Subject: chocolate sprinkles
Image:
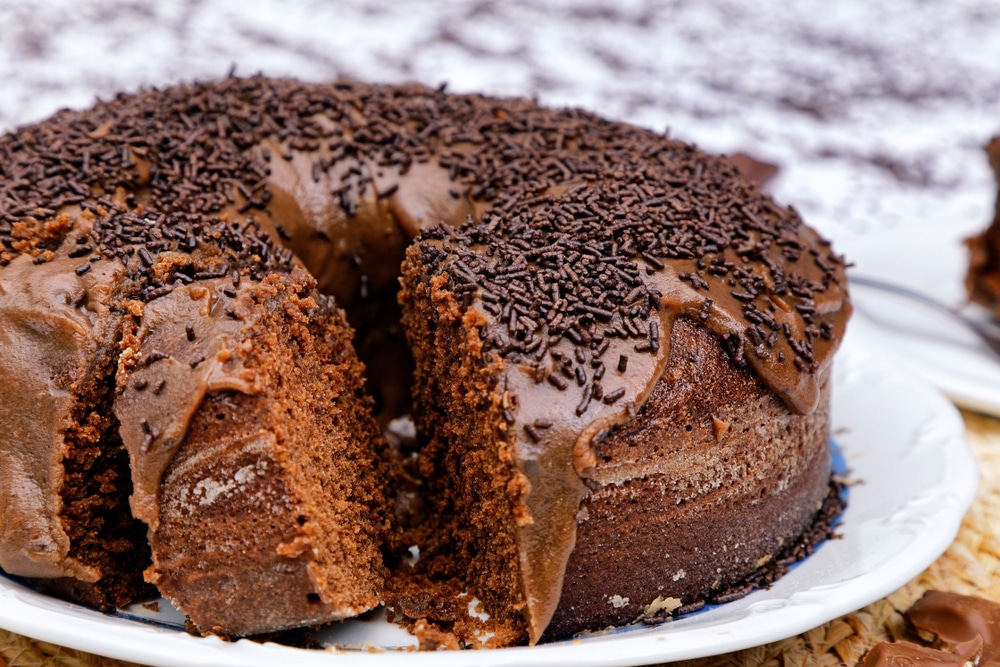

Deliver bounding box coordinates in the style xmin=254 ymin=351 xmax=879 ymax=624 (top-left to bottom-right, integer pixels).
xmin=416 ymin=113 xmax=841 ymax=416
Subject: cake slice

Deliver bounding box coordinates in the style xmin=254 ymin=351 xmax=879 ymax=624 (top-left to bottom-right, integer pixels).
xmin=0 ymin=213 xmax=154 ymax=609
xmin=116 ymin=268 xmax=389 ymax=636
xmin=0 ymin=203 xmax=392 ymax=636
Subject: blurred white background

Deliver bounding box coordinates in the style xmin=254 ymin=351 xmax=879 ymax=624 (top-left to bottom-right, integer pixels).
xmin=1 ymin=0 xmax=999 ymax=242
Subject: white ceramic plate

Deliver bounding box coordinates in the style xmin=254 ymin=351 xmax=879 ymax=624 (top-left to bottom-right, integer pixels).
xmin=0 ymin=329 xmax=977 ymax=667
xmin=844 ymin=222 xmax=1000 ymax=417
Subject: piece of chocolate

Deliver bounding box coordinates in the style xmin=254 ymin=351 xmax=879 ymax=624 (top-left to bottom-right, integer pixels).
xmin=858 ymin=591 xmax=1000 ymax=667
xmin=908 ymin=591 xmax=1000 ymax=667
xmin=859 ymin=640 xmax=967 ymax=667
xmin=729 ymin=152 xmax=780 ymax=187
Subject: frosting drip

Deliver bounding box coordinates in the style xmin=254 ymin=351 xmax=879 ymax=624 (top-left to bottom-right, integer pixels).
xmin=0 ymin=247 xmax=124 ymax=581
xmin=114 ymin=278 xmax=261 ymax=531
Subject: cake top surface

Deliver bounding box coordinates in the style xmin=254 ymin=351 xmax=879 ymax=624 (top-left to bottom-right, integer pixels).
xmin=1 ymin=77 xmax=849 ymax=392
xmin=0 ymin=76 xmax=849 ymax=440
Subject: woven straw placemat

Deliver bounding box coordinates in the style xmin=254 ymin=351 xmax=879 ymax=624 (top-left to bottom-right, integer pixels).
xmin=3 ymin=408 xmax=997 ymax=667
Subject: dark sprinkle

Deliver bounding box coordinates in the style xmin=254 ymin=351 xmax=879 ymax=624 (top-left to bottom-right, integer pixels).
xmin=185 ymin=325 xmax=196 ymax=341
xmin=617 ymin=355 xmax=629 ymax=373
xmin=708 ymin=585 xmax=753 ymax=605
xmin=274 ymin=222 xmax=292 ymax=241
xmin=547 ymin=373 xmax=569 ymax=391
xmin=144 ymin=285 xmax=173 ymax=302
xmin=590 ymin=382 xmax=603 ymax=401
xmin=143 ymin=350 xmax=169 ymax=366
xmin=603 ymin=387 xmax=625 ymax=404
xmin=74 ymin=262 xmax=91 ymax=276
xmin=68 ymin=244 xmax=92 ymax=258
xmin=676 ymin=601 xmax=706 ymax=615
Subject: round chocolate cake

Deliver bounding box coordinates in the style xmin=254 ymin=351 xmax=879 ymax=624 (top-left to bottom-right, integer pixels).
xmin=0 ymin=76 xmax=851 ymax=646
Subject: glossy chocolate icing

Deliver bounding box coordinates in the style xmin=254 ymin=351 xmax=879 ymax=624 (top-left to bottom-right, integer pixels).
xmin=0 ymin=244 xmax=123 ymax=581
xmin=114 ymin=277 xmax=262 ymax=531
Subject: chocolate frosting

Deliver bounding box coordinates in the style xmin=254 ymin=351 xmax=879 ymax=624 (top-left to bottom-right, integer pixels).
xmin=0 ymin=227 xmax=124 ymax=581
xmin=114 ymin=278 xmax=262 ymax=531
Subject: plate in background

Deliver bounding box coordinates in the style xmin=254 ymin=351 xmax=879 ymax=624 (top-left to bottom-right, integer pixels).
xmin=845 ymin=221 xmax=1000 ymax=416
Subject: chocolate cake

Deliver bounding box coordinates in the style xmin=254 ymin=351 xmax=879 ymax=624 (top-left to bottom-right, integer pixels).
xmin=0 ymin=76 xmax=851 ymax=645
xmin=966 ymin=136 xmax=1000 ymax=315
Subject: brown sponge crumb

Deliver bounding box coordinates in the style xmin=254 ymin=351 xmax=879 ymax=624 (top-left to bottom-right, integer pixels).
xmin=146 ymin=272 xmax=390 ymax=636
